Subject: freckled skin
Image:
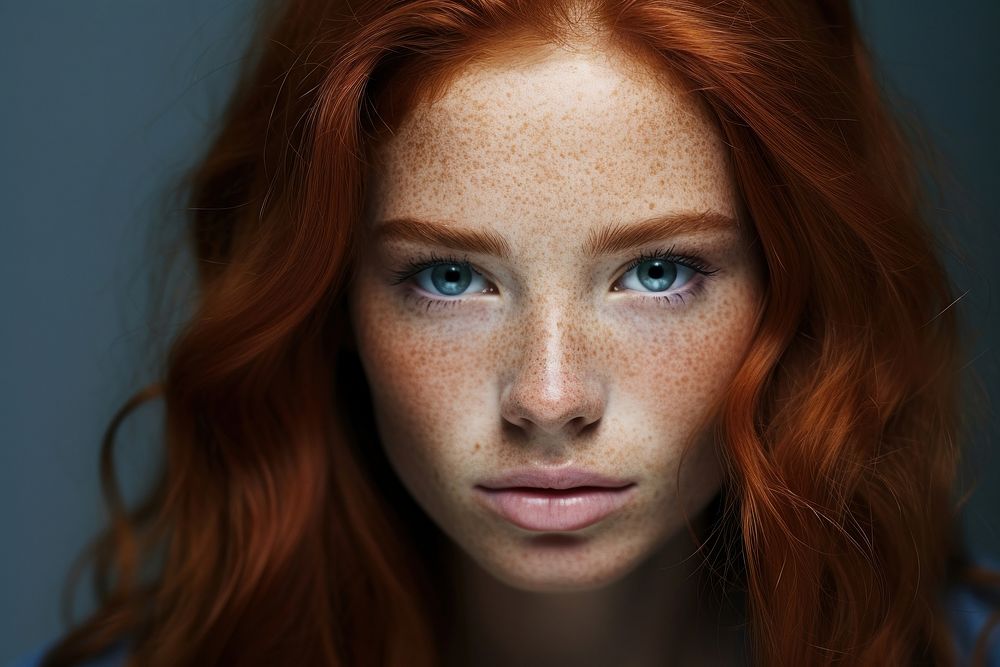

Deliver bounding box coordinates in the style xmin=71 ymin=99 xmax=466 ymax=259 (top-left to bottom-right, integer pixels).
xmin=347 ymin=39 xmax=764 ymax=595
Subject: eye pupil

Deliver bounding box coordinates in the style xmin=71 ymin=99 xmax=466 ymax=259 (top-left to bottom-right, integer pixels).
xmin=432 ymin=263 xmax=471 ymax=295
xmin=638 ymin=260 xmax=675 ymax=292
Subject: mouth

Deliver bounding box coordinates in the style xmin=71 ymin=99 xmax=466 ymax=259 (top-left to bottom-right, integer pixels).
xmin=473 ymin=484 xmax=637 ymax=532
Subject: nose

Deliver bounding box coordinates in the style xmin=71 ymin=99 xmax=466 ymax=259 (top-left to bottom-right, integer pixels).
xmin=499 ymin=302 xmax=605 ymax=439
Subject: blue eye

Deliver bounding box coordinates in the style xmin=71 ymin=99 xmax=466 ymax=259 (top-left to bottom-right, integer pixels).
xmin=618 ymin=257 xmax=699 ymax=294
xmin=390 ymin=246 xmax=719 ymax=311
xmin=416 ymin=262 xmax=485 ymax=296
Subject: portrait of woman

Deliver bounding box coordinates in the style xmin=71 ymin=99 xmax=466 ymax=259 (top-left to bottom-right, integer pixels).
xmin=6 ymin=0 xmax=999 ymax=665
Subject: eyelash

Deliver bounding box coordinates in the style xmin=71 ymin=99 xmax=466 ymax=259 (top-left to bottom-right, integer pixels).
xmin=618 ymin=247 xmax=720 ymax=302
xmin=388 ymin=245 xmax=721 ymax=312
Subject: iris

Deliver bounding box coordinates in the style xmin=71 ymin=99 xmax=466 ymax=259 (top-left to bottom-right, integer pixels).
xmin=429 ymin=263 xmax=472 ymax=295
xmin=634 ymin=259 xmax=676 ymax=292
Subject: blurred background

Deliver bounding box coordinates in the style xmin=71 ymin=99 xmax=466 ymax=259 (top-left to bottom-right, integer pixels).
xmin=1 ymin=0 xmax=997 ymax=663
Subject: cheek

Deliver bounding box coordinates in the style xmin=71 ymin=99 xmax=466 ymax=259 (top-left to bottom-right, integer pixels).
xmin=347 ymin=281 xmax=493 ymax=499
xmin=599 ymin=273 xmax=760 ymax=530
xmin=609 ymin=276 xmax=759 ymax=450
xmin=351 ymin=307 xmax=494 ymax=434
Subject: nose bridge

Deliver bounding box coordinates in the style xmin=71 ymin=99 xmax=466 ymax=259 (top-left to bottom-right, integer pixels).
xmin=501 ymin=293 xmax=604 ymax=436
xmin=525 ymin=300 xmax=575 ymax=398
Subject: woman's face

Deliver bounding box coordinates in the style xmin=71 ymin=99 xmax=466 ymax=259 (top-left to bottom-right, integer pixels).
xmin=347 ymin=40 xmax=764 ymax=592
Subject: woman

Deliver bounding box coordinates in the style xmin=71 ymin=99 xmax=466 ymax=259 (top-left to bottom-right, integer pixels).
xmin=22 ymin=0 xmax=1000 ymax=665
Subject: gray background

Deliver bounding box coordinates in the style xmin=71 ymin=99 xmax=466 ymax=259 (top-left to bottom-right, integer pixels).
xmin=1 ymin=1 xmax=997 ymax=663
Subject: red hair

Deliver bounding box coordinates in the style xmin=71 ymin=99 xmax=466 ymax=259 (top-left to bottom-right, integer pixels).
xmin=41 ymin=0 xmax=998 ymax=665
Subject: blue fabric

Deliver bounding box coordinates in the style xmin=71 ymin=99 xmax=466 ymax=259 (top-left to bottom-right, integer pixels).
xmin=947 ymin=581 xmax=1000 ymax=666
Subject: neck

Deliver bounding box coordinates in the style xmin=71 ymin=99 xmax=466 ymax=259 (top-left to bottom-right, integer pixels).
xmin=443 ymin=506 xmax=745 ymax=667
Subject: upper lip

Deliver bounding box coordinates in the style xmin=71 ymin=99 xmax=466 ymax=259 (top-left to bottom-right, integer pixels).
xmin=476 ymin=467 xmax=635 ymax=490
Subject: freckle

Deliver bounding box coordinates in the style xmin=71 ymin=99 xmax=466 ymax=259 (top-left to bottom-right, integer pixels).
xmin=648 ymin=201 xmax=655 ymax=210
xmin=474 ymin=442 xmax=481 ymax=452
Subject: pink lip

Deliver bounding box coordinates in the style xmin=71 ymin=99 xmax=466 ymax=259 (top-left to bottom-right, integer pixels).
xmin=477 ymin=468 xmax=634 ymax=491
xmin=474 ymin=467 xmax=636 ymax=532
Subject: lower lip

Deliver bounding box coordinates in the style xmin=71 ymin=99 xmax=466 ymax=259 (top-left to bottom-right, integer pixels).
xmin=474 ymin=485 xmax=636 ymax=531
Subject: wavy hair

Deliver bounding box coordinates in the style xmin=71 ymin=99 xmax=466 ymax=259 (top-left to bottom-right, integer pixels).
xmin=41 ymin=0 xmax=998 ymax=665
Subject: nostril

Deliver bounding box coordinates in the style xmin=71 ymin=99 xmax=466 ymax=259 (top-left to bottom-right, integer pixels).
xmin=499 ymin=375 xmax=606 ymax=437
xmin=501 ymin=417 xmax=530 ymax=440
xmin=576 ymin=416 xmax=601 ymax=436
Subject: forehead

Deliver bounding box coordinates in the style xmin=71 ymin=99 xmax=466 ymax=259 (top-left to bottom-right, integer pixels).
xmin=366 ymin=40 xmax=737 ymax=244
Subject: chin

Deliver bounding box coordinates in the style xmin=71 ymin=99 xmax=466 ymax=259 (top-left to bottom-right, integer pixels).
xmin=468 ymin=530 xmax=655 ymax=593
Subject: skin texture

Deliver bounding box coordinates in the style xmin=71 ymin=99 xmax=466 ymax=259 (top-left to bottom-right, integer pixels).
xmin=347 ymin=36 xmax=764 ymax=665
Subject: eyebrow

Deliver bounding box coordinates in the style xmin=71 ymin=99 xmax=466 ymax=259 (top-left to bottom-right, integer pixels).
xmin=372 ymin=210 xmax=738 ymax=260
xmin=374 ymin=216 xmax=514 ymax=259
xmin=586 ymin=211 xmax=738 ymax=256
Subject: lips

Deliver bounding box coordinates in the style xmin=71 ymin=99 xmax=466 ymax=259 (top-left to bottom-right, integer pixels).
xmin=474 ymin=467 xmax=636 ymax=532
